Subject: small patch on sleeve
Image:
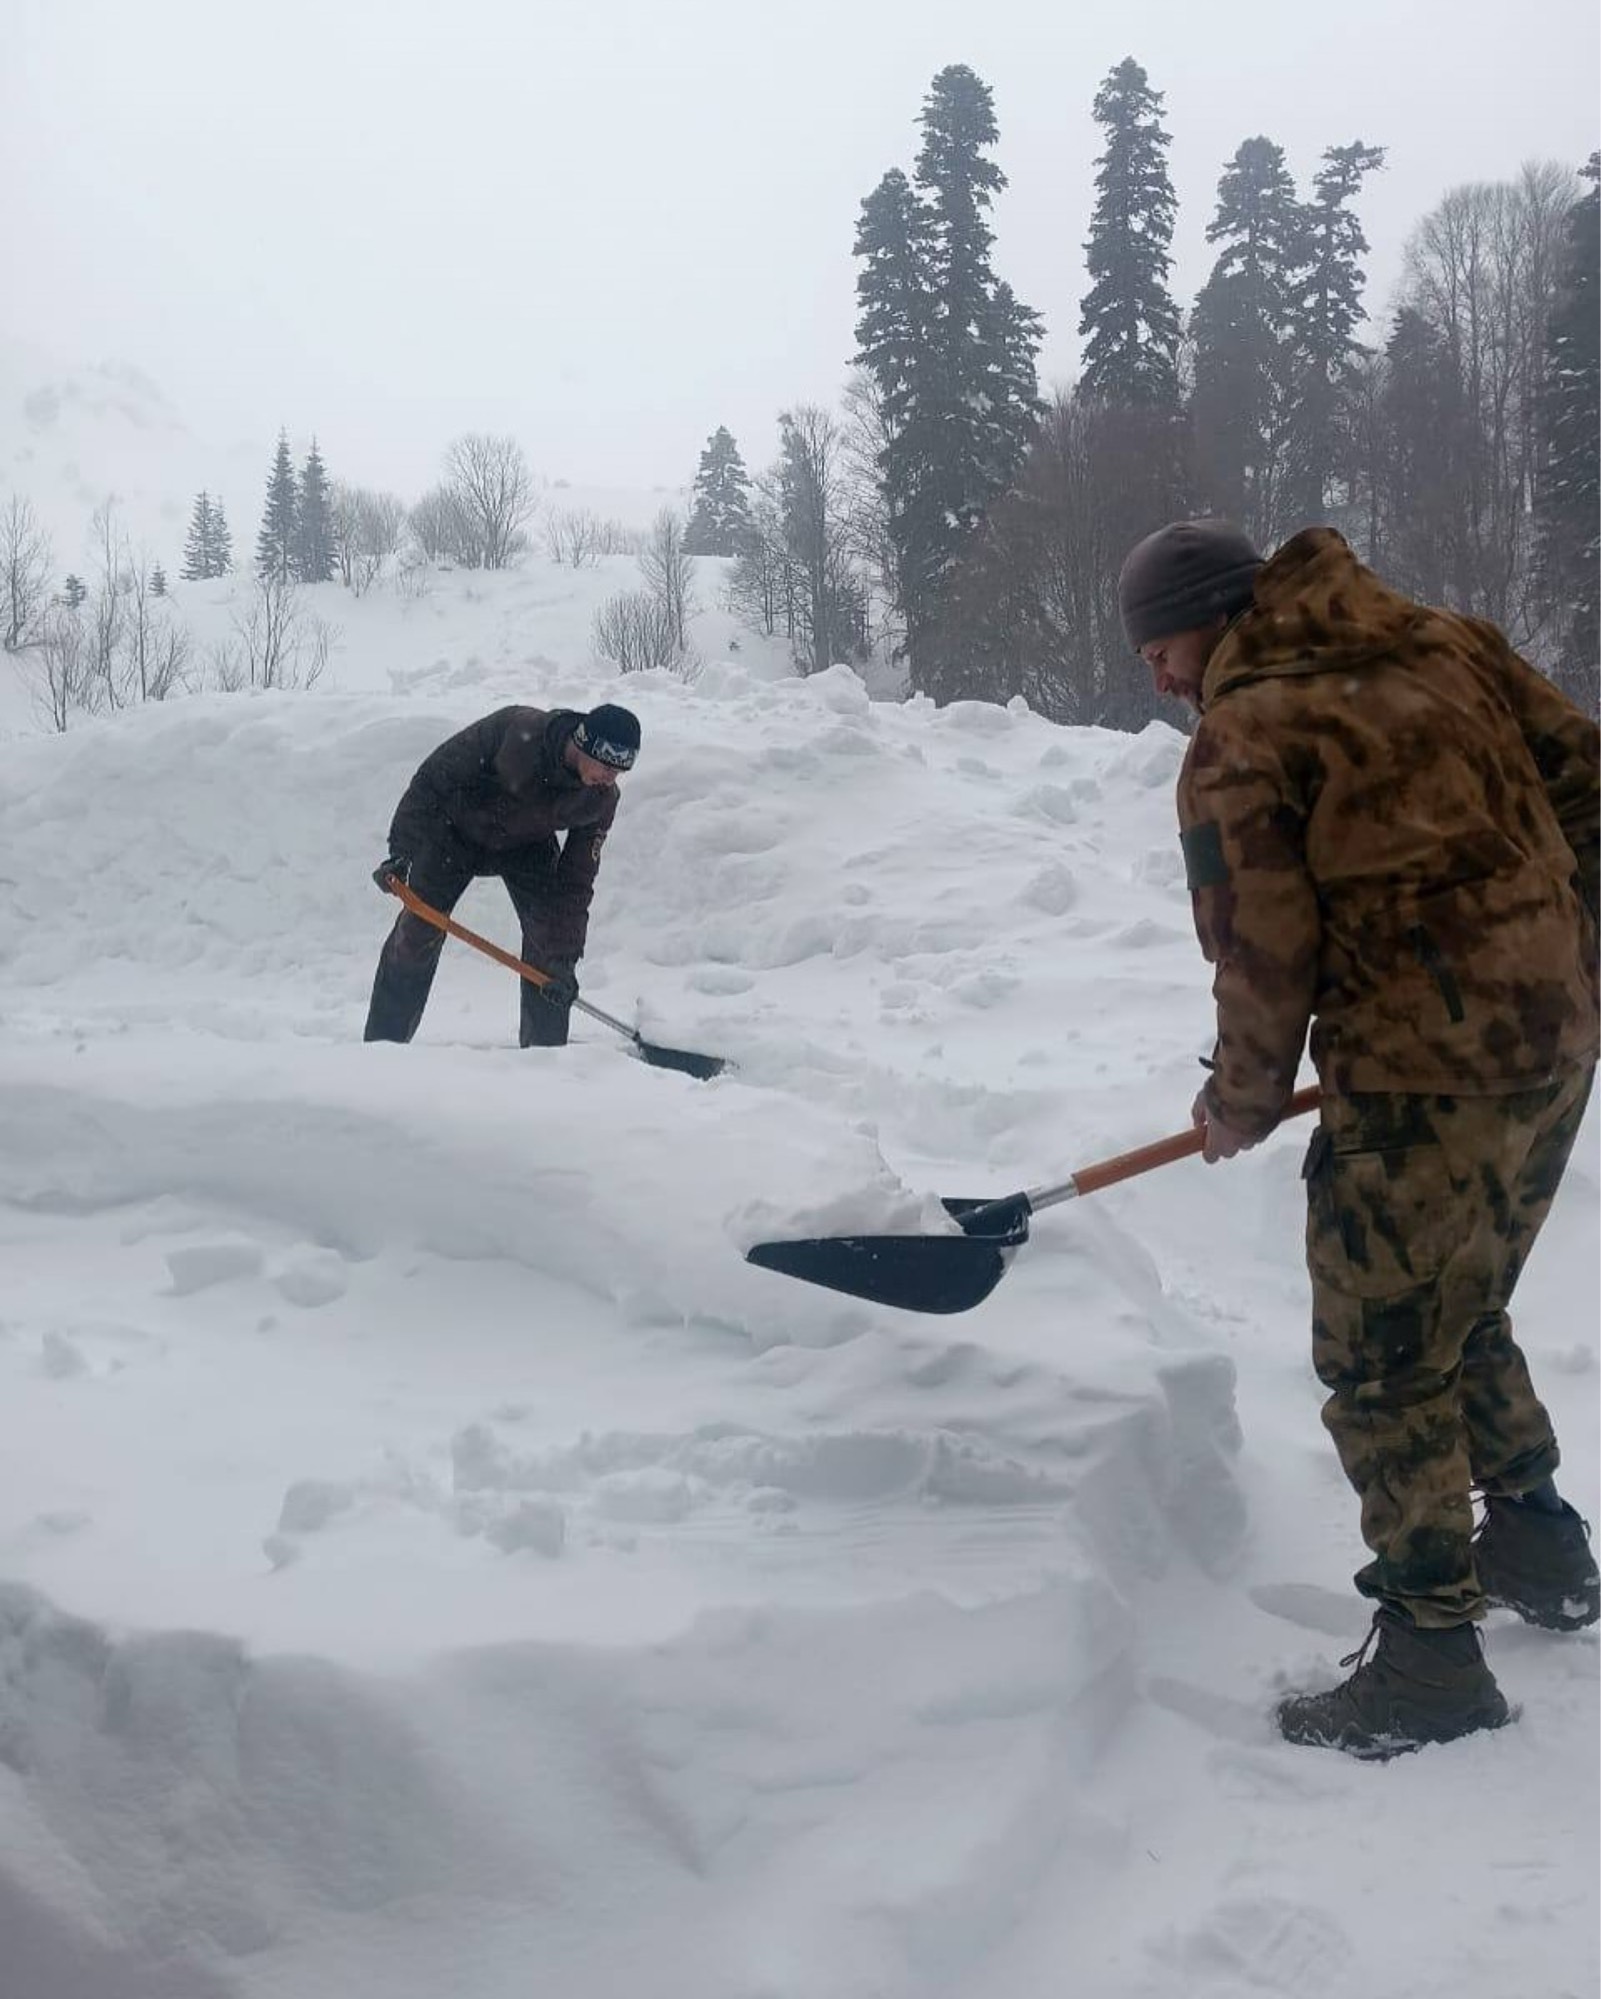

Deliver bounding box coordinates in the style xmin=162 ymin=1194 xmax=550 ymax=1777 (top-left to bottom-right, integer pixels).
xmin=1181 ymin=821 xmax=1230 ymax=892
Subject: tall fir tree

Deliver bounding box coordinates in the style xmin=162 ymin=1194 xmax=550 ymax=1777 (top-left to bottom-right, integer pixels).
xmin=915 ymin=63 xmax=1042 ymax=508
xmin=853 ymin=66 xmax=1041 ymax=694
xmin=683 ymin=427 xmax=754 ymax=555
xmin=151 ymin=563 xmax=167 ymax=597
xmin=1078 ymin=58 xmax=1183 ymax=409
xmin=207 ymin=497 xmax=234 ymax=577
xmin=294 ymin=438 xmax=336 ymax=583
xmin=854 ymin=167 xmax=937 ymax=626
xmin=62 ymin=574 xmax=87 ymax=610
xmin=1376 ymin=306 xmax=1460 ymax=604
xmin=1537 ymin=153 xmax=1599 ymax=709
xmin=182 ymin=492 xmax=216 ymax=581
xmin=255 ymin=431 xmax=299 ymax=580
xmin=1190 ymin=136 xmax=1305 ymax=540
xmin=1283 ymin=141 xmax=1386 ymax=524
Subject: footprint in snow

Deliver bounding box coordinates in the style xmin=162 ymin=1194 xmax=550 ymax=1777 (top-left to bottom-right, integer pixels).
xmin=1248 ymin=1582 xmax=1370 ymax=1640
xmin=1150 ymin=1895 xmax=1352 ymax=1995
xmin=166 ymin=1241 xmax=266 ymax=1296
xmin=272 ymin=1248 xmax=349 ymax=1309
xmin=1145 ymin=1674 xmax=1276 ymax=1747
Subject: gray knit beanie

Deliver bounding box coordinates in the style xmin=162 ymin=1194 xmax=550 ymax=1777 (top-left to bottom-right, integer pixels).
xmin=1117 ymin=519 xmax=1263 ymax=651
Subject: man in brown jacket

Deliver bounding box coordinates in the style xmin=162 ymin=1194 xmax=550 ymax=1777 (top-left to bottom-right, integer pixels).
xmin=1119 ymin=519 xmax=1600 ymax=1757
xmin=365 ymin=701 xmax=640 ymax=1048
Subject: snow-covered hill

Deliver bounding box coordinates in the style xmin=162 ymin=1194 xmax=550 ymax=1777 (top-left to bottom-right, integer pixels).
xmin=0 ymin=503 xmax=1596 ymax=1990
xmin=0 ymin=336 xmax=687 ymax=587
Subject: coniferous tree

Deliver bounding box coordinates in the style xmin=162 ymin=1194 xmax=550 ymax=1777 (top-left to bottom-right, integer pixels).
xmin=915 ymin=67 xmax=1042 ymax=536
xmin=1375 ymin=306 xmax=1461 ymax=603
xmin=295 ymin=438 xmax=336 ymax=583
xmin=182 ymin=492 xmax=215 ymax=581
xmin=255 ymin=431 xmax=298 ymax=580
xmin=854 ymin=166 xmax=937 ymax=636
xmin=1284 ymin=141 xmax=1386 ymax=524
xmin=1537 ymin=153 xmax=1599 ymax=708
xmin=183 ymin=490 xmax=235 ymax=579
xmin=683 ymin=427 xmax=754 ymax=555
xmin=151 ymin=563 xmax=168 ymax=597
xmin=853 ymin=65 xmax=1040 ymax=694
xmin=1191 ymin=136 xmax=1305 ymax=540
xmin=1078 ymin=58 xmax=1183 ymax=409
xmin=207 ymin=497 xmax=234 ymax=577
xmin=62 ymin=574 xmax=87 ymax=610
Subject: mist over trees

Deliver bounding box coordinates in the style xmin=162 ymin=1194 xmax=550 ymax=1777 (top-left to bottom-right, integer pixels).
xmin=703 ymin=61 xmax=1596 ymax=719
xmin=6 ymin=68 xmax=1595 ymax=732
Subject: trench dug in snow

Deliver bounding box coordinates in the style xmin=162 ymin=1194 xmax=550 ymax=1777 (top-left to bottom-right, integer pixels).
xmin=5 ymin=653 xmax=1583 ymax=1999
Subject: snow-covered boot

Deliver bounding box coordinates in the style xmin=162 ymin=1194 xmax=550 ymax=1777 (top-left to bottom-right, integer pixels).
xmin=1276 ymin=1609 xmax=1511 ymax=1760
xmin=1474 ymin=1495 xmax=1600 ymax=1632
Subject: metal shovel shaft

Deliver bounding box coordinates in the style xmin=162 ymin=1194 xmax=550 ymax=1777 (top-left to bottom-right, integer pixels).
xmin=382 ymin=880 xmax=727 ymax=1078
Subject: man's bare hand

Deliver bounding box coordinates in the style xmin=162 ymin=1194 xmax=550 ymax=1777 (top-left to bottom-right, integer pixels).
xmin=1191 ymin=1088 xmax=1259 ymax=1164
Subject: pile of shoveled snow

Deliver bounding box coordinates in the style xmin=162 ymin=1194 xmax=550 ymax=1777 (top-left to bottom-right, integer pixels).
xmin=0 ymin=637 xmax=1594 ymax=1999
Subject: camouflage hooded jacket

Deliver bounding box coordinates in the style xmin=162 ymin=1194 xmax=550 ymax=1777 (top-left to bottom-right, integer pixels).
xmin=1177 ymin=528 xmax=1599 ymax=1136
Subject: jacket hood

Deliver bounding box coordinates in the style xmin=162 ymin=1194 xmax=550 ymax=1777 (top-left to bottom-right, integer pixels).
xmin=1201 ymin=527 xmax=1429 ymax=709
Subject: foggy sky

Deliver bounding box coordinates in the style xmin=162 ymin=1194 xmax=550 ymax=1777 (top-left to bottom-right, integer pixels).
xmin=7 ymin=0 xmax=1597 ymax=499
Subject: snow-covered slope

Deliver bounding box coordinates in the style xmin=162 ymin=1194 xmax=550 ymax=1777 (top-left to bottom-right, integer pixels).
xmin=0 ymin=584 xmax=1595 ymax=1996
xmin=0 ymin=336 xmax=685 ymax=586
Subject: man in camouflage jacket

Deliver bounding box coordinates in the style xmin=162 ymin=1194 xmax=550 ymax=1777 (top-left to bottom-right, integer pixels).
xmin=1119 ymin=519 xmax=1599 ymax=1758
xmin=365 ymin=701 xmax=640 ymax=1048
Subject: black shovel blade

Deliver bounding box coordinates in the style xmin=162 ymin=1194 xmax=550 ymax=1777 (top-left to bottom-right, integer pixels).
xmin=744 ymin=1197 xmax=1030 ymax=1316
xmin=633 ymin=1038 xmax=728 ymax=1081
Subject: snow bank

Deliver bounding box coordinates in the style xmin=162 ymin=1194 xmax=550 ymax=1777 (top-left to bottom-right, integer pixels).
xmin=0 ymin=568 xmax=1594 ymax=1998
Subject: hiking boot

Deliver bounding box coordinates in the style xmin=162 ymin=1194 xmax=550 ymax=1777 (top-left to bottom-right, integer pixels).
xmin=1276 ymin=1609 xmax=1511 ymax=1760
xmin=1474 ymin=1497 xmax=1601 ymax=1632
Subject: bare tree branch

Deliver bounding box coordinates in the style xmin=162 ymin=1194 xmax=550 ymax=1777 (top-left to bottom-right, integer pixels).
xmin=1 ymin=494 xmax=53 ymax=652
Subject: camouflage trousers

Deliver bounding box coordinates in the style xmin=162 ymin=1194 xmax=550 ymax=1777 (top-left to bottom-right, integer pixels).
xmin=1304 ymin=1065 xmax=1594 ymax=1627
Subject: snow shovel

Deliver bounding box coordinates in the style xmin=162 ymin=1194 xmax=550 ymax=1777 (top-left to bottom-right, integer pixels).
xmin=383 ymin=880 xmax=728 ymax=1080
xmin=745 ymin=1083 xmax=1321 ymax=1314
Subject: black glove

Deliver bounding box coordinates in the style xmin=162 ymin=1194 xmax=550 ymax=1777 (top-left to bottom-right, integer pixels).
xmin=523 ymin=960 xmax=577 ymax=1048
xmin=373 ymin=855 xmax=411 ymax=892
xmin=536 ymin=961 xmax=578 ymax=1009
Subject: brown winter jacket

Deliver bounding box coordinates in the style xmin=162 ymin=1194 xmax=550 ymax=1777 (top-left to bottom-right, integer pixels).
xmin=388 ymin=705 xmax=617 ymax=963
xmin=1177 ymin=528 xmax=1599 ymax=1137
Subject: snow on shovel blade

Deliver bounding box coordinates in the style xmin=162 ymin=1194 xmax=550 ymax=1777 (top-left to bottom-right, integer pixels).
xmin=744 ymin=1195 xmax=1031 ymax=1316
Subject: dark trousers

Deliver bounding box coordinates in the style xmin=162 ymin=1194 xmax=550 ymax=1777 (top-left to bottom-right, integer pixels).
xmin=1306 ymin=1066 xmax=1593 ymax=1625
xmin=364 ymin=843 xmax=569 ymax=1047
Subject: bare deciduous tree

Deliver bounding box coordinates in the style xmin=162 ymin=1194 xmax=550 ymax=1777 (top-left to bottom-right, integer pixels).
xmin=230 ymin=570 xmax=336 ymax=689
xmin=639 ymin=508 xmax=695 ymax=653
xmin=208 ymin=638 xmax=248 ymax=693
xmin=544 ymin=508 xmax=606 ymax=568
xmin=774 ymin=405 xmax=867 ymax=674
xmin=85 ymin=502 xmax=131 ymax=711
xmin=124 ymin=558 xmax=161 ymax=702
xmin=408 ymin=484 xmax=474 ymax=566
xmin=727 ymin=491 xmax=787 ymax=639
xmin=31 ymin=607 xmax=89 ymax=731
xmin=841 ymin=367 xmax=901 ymax=653
xmin=595 ymin=517 xmax=645 ymax=556
xmin=441 ymin=433 xmax=537 ymax=569
xmin=2 ymin=494 xmax=53 ymax=652
xmin=332 ymin=483 xmax=408 ymax=594
xmin=1397 ymin=159 xmax=1579 ymax=644
xmin=593 ymin=590 xmax=679 ymax=674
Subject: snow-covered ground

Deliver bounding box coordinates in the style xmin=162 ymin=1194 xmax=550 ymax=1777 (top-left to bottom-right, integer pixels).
xmin=1 ymin=544 xmax=1596 ymax=1991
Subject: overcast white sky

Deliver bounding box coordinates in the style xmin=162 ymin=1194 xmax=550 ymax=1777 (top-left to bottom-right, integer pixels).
xmin=7 ymin=0 xmax=1597 ymax=497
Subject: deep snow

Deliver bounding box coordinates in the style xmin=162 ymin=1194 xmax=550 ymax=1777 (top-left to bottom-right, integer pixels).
xmin=0 ymin=550 xmax=1596 ymax=1997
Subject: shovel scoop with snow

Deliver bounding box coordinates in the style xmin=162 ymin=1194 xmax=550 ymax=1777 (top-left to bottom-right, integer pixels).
xmin=746 ymin=1085 xmax=1320 ymax=1314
